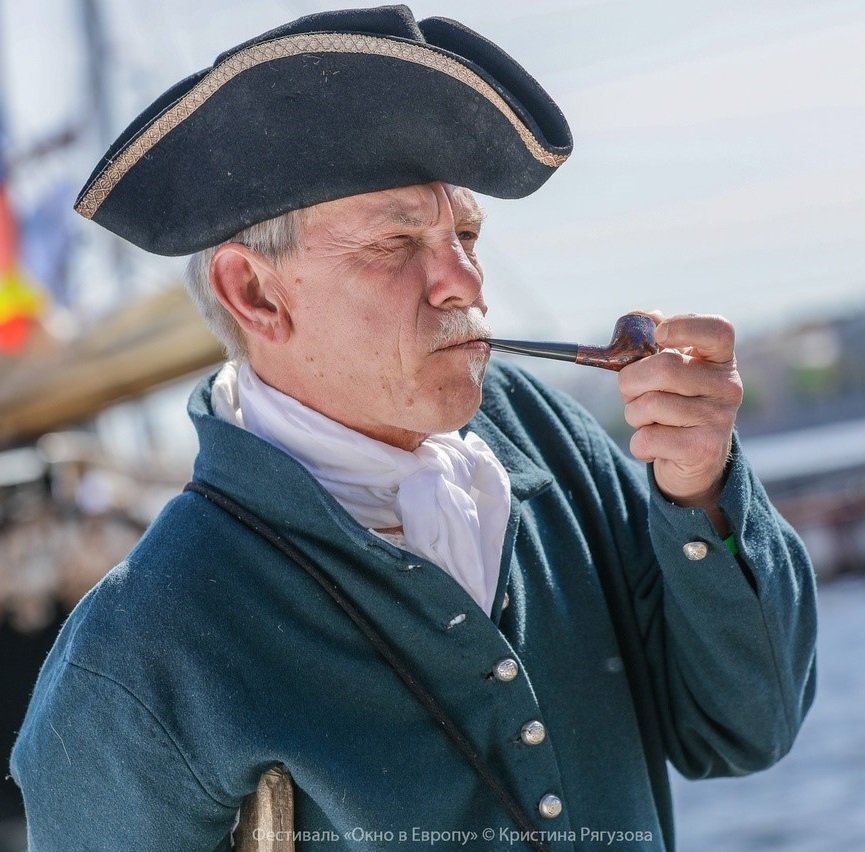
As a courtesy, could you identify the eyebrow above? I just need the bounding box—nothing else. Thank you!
[459,206,487,228]
[381,205,487,229]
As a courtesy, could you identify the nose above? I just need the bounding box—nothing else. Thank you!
[424,236,486,312]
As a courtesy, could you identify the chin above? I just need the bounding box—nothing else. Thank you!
[441,382,485,433]
[468,351,489,388]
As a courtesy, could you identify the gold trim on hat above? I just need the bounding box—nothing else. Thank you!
[75,32,569,220]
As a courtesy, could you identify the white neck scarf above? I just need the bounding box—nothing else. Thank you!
[211,362,511,615]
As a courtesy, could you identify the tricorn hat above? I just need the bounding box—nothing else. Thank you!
[74,5,572,256]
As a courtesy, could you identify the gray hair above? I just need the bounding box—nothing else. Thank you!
[184,209,308,360]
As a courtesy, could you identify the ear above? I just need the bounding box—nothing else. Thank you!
[209,244,292,345]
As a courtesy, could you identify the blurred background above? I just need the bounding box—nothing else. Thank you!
[1,1,863,849]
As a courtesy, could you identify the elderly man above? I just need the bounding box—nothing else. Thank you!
[11,6,815,852]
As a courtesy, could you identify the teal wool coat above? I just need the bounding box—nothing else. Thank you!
[11,361,817,851]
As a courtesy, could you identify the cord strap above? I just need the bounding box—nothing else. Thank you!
[184,480,552,852]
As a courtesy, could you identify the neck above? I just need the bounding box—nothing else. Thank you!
[247,356,432,451]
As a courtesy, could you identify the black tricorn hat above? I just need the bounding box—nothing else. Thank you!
[74,5,572,256]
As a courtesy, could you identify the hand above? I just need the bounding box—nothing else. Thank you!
[618,312,743,532]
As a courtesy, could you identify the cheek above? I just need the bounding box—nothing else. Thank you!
[343,321,414,391]
[328,283,430,383]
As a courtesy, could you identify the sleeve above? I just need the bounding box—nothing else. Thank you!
[640,434,818,779]
[507,367,817,781]
[10,658,238,852]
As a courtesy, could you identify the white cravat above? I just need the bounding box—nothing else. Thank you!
[211,362,511,615]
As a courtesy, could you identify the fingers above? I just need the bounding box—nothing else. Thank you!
[618,312,743,509]
[619,312,741,404]
[619,350,743,408]
[654,313,735,364]
[628,424,733,481]
[622,388,737,431]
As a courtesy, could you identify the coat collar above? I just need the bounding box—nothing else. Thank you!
[462,405,552,501]
[188,363,553,540]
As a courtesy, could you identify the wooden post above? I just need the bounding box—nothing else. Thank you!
[233,766,295,852]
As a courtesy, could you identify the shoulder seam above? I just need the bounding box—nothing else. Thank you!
[64,658,234,810]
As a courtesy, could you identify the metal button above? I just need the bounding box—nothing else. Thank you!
[538,794,562,819]
[520,720,546,746]
[683,541,709,561]
[502,591,510,610]
[493,658,519,682]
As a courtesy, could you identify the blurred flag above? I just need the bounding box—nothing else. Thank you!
[0,114,46,354]
[21,181,76,307]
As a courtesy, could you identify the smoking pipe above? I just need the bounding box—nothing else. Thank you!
[484,313,660,372]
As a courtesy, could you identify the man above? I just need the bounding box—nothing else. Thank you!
[10,6,816,851]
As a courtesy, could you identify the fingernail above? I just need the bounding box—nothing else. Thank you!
[654,322,669,345]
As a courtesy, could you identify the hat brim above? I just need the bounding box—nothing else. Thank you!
[76,28,571,255]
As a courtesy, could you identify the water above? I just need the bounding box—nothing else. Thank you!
[671,576,865,851]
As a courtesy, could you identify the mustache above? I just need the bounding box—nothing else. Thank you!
[430,308,493,352]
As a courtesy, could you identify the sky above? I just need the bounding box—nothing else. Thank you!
[1,0,864,345]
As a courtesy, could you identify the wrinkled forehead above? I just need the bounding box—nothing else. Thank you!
[306,183,484,234]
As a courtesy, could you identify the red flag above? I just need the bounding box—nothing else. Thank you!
[0,183,44,354]
[0,183,15,270]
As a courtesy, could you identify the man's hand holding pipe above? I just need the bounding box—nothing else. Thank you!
[618,313,744,536]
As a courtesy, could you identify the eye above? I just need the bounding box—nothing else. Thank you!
[363,234,418,270]
[381,234,415,248]
[368,235,414,256]
[457,229,479,245]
